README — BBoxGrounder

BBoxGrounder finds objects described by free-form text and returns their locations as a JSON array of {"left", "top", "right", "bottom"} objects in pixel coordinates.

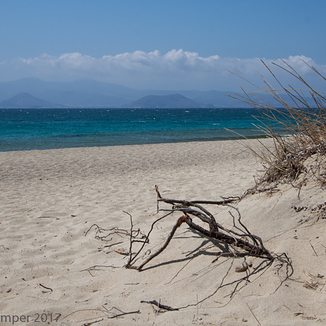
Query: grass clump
[{"left": 230, "top": 60, "right": 326, "bottom": 187}]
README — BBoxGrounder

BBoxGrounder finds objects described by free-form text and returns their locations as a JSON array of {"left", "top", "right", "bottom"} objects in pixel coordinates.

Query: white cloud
[{"left": 2, "top": 50, "right": 326, "bottom": 90}]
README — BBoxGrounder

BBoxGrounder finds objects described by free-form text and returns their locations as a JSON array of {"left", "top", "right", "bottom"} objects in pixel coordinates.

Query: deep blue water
[{"left": 0, "top": 108, "right": 272, "bottom": 151}]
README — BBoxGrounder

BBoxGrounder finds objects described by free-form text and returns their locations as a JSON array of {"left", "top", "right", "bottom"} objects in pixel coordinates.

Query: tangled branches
[
  {"left": 125, "top": 185, "right": 273, "bottom": 272},
  {"left": 125, "top": 186, "right": 292, "bottom": 309},
  {"left": 86, "top": 186, "right": 293, "bottom": 310}
]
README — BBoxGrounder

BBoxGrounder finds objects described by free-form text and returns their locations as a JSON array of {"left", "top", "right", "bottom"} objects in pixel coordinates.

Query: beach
[{"left": 1, "top": 139, "right": 326, "bottom": 325}]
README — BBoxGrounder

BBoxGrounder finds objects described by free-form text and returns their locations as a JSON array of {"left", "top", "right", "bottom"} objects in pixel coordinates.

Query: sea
[{"left": 0, "top": 108, "right": 276, "bottom": 152}]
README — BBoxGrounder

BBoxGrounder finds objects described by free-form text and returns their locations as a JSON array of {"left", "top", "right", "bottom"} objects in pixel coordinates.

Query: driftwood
[
  {"left": 125, "top": 185, "right": 273, "bottom": 271},
  {"left": 86, "top": 185, "right": 293, "bottom": 310}
]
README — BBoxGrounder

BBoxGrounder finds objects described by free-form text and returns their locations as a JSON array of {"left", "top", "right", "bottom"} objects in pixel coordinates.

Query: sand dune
[{"left": 1, "top": 140, "right": 326, "bottom": 325}]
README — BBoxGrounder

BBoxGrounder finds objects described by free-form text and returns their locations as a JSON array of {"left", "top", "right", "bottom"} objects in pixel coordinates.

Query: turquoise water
[{"left": 0, "top": 108, "right": 271, "bottom": 151}]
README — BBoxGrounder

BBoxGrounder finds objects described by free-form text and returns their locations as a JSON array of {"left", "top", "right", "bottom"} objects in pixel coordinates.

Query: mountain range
[
  {"left": 0, "top": 78, "right": 247, "bottom": 108},
  {"left": 0, "top": 77, "right": 310, "bottom": 109}
]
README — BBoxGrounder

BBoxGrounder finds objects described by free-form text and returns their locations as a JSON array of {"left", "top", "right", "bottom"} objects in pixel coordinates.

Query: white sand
[{"left": 1, "top": 140, "right": 326, "bottom": 325}]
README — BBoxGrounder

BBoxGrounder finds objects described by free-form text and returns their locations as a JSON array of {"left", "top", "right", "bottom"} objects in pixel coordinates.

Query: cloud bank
[{"left": 2, "top": 49, "right": 325, "bottom": 91}]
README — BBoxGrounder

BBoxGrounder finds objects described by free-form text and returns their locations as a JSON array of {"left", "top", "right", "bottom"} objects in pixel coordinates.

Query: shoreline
[{"left": 0, "top": 134, "right": 269, "bottom": 153}]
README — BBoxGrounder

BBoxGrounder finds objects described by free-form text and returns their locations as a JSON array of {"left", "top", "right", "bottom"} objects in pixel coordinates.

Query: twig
[
  {"left": 37, "top": 216, "right": 60, "bottom": 220},
  {"left": 39, "top": 283, "right": 53, "bottom": 292},
  {"left": 309, "top": 240, "right": 318, "bottom": 257},
  {"left": 166, "top": 258, "right": 194, "bottom": 284},
  {"left": 0, "top": 245, "right": 9, "bottom": 250},
  {"left": 246, "top": 303, "right": 261, "bottom": 326},
  {"left": 103, "top": 241, "right": 123, "bottom": 248},
  {"left": 107, "top": 309, "right": 140, "bottom": 319},
  {"left": 124, "top": 211, "right": 134, "bottom": 265},
  {"left": 80, "top": 265, "right": 119, "bottom": 277},
  {"left": 83, "top": 319, "right": 104, "bottom": 326},
  {"left": 63, "top": 307, "right": 140, "bottom": 321},
  {"left": 125, "top": 211, "right": 173, "bottom": 268},
  {"left": 140, "top": 300, "right": 179, "bottom": 311}
]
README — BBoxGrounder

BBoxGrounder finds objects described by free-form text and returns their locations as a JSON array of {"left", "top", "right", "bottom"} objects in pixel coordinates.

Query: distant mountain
[
  {"left": 0, "top": 92, "right": 65, "bottom": 108},
  {"left": 0, "top": 78, "right": 312, "bottom": 108},
  {"left": 122, "top": 94, "right": 212, "bottom": 108},
  {"left": 0, "top": 78, "right": 244, "bottom": 108},
  {"left": 0, "top": 78, "right": 137, "bottom": 108}
]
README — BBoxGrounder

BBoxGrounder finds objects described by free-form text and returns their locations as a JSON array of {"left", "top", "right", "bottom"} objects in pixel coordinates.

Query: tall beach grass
[{"left": 230, "top": 60, "right": 326, "bottom": 186}]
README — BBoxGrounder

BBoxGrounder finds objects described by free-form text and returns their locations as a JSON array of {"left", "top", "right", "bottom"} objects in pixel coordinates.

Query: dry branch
[
  {"left": 133, "top": 215, "right": 188, "bottom": 270},
  {"left": 125, "top": 186, "right": 272, "bottom": 271}
]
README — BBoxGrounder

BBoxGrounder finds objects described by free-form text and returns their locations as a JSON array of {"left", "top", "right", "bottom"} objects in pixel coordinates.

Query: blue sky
[{"left": 0, "top": 0, "right": 325, "bottom": 91}]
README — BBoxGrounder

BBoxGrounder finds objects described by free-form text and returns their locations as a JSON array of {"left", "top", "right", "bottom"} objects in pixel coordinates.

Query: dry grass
[{"left": 230, "top": 60, "right": 326, "bottom": 186}]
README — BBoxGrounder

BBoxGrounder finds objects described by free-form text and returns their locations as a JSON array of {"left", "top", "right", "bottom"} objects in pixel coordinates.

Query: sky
[{"left": 0, "top": 0, "right": 325, "bottom": 91}]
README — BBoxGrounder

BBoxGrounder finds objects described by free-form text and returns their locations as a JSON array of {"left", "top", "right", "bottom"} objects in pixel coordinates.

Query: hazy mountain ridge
[
  {"left": 0, "top": 92, "right": 65, "bottom": 108},
  {"left": 0, "top": 78, "right": 312, "bottom": 108},
  {"left": 122, "top": 94, "right": 212, "bottom": 108},
  {"left": 0, "top": 78, "right": 248, "bottom": 108}
]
